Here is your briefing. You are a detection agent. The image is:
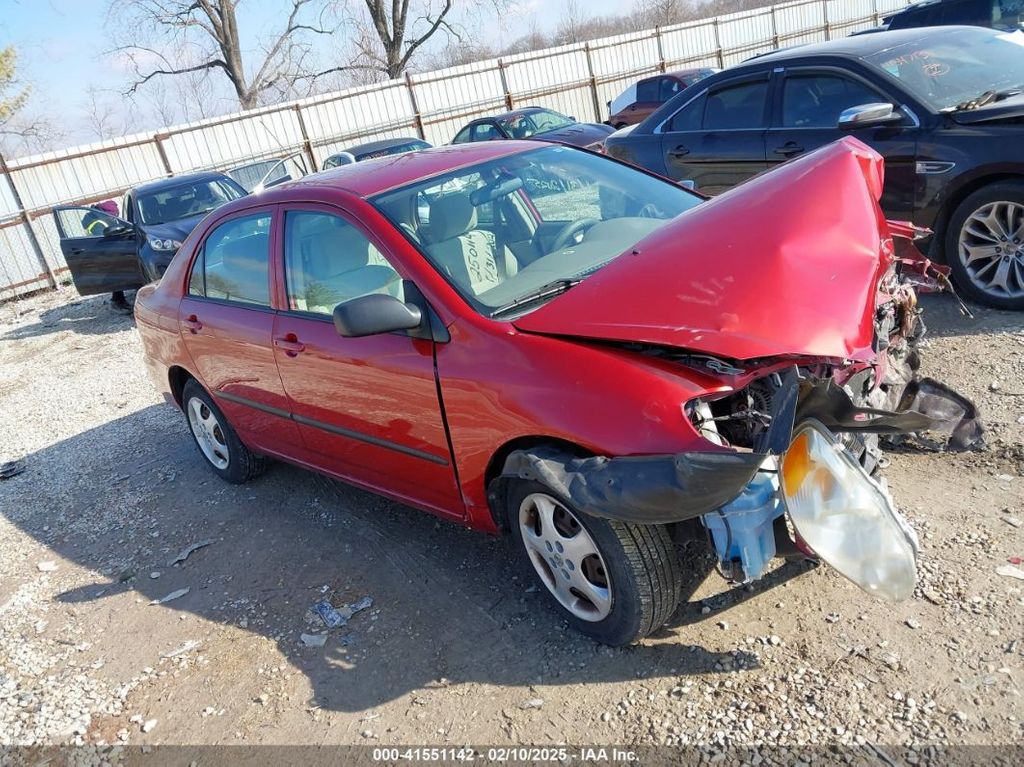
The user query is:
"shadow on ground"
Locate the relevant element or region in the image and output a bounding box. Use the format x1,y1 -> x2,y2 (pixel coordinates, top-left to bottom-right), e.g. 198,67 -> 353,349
0,293 -> 134,341
2,405 -> 779,715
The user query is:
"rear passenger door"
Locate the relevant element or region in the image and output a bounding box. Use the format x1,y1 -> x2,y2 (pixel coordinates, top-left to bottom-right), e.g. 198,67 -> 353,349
659,73 -> 770,194
271,205 -> 463,517
178,207 -> 304,452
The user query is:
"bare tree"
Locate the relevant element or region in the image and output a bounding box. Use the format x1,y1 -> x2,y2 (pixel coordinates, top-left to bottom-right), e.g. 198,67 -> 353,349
340,1 -> 506,80
110,0 -> 340,110
83,88 -> 127,141
0,45 -> 63,156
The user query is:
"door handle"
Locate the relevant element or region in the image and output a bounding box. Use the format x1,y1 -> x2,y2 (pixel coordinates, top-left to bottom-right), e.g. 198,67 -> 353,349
667,144 -> 690,157
182,315 -> 203,333
273,335 -> 306,356
773,143 -> 804,157
68,247 -> 84,255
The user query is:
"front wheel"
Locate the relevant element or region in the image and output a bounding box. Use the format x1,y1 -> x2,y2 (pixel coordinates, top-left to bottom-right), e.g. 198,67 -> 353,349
506,480 -> 682,646
945,181 -> 1024,310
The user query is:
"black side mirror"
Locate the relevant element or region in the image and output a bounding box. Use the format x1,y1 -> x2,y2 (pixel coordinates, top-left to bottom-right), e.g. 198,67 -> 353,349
333,293 -> 423,338
103,224 -> 134,238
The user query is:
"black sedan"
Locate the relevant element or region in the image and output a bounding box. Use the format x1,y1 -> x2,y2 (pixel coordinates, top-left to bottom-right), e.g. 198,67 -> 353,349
452,107 -> 613,151
53,171 -> 246,296
605,26 -> 1024,309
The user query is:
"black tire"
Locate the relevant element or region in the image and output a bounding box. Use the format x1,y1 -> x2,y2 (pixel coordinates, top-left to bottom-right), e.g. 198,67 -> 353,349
181,379 -> 266,484
944,181 -> 1024,310
505,479 -> 682,646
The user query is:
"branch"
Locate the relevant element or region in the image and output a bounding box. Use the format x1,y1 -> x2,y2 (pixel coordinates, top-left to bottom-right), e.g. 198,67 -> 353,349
400,0 -> 454,71
125,57 -> 231,95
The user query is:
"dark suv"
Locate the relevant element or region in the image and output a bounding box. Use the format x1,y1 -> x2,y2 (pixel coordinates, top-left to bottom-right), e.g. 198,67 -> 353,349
871,0 -> 1023,32
605,26 -> 1024,309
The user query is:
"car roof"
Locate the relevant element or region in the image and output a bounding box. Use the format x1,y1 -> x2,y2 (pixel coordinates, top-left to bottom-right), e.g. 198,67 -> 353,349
472,106 -> 549,123
339,137 -> 428,156
132,170 -> 233,195
748,24 -> 989,65
274,141 -> 540,199
664,67 -> 715,78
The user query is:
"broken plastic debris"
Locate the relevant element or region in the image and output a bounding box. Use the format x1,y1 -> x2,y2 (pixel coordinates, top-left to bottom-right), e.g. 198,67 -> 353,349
0,460 -> 25,479
301,633 -> 328,647
36,560 -> 58,572
996,564 -> 1024,581
161,640 -> 200,659
311,596 -> 374,628
149,587 -> 190,605
520,698 -> 544,710
168,539 -> 214,566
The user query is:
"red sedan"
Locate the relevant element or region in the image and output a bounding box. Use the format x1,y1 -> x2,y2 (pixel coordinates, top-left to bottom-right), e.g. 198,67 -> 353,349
136,138 -> 980,645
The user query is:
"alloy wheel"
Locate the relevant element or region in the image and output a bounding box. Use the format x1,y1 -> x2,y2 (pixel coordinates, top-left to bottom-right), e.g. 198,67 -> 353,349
958,200 -> 1024,300
518,492 -> 612,622
187,396 -> 230,470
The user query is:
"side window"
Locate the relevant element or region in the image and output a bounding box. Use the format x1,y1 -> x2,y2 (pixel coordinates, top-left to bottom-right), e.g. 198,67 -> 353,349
636,78 -> 659,102
943,0 -> 988,23
284,210 -> 404,315
191,213 -> 271,306
659,77 -> 682,102
782,74 -> 882,128
704,80 -> 768,130
666,93 -> 706,132
452,126 -> 472,144
55,207 -> 122,238
995,0 -> 1024,27
471,123 -> 501,141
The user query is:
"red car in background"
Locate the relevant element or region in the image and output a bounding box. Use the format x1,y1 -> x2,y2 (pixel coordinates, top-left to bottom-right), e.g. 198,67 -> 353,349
135,138 -> 980,645
607,68 -> 719,128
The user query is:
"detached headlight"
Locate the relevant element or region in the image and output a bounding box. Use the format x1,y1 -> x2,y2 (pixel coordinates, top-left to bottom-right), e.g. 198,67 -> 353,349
148,238 -> 182,251
780,420 -> 918,601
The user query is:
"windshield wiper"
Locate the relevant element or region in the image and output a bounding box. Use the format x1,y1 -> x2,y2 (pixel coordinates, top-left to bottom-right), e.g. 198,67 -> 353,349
952,86 -> 1024,112
489,278 -> 580,318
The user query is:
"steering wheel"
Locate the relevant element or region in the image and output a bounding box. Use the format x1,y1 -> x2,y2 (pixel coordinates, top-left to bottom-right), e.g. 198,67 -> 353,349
550,218 -> 599,251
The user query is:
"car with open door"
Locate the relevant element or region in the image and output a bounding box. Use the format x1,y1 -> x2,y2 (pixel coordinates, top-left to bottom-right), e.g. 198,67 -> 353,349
134,138 -> 980,646
605,26 -> 1024,309
54,171 -> 247,297
227,153 -> 308,193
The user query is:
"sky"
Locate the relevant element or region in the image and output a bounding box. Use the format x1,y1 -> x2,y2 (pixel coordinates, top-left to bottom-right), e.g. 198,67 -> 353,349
0,0 -> 631,148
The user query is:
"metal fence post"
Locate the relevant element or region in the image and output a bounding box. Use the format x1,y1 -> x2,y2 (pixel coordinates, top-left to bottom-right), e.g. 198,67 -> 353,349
655,27 -> 666,73
404,72 -> 427,140
712,19 -> 724,68
770,7 -> 779,48
0,153 -> 59,289
293,106 -> 318,171
823,0 -> 832,40
153,134 -> 174,176
497,59 -> 514,110
871,0 -> 880,24
583,43 -> 602,123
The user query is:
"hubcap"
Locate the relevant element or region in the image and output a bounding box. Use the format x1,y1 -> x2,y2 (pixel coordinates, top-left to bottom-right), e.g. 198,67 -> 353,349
187,397 -> 230,470
959,200 -> 1024,299
518,493 -> 612,622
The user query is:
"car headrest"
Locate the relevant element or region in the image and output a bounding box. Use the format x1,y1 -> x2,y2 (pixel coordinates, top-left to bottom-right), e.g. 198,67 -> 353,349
428,193 -> 477,243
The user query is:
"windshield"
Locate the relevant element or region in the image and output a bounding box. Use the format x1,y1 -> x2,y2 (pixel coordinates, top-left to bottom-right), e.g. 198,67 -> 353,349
863,28 -> 1024,111
371,145 -> 702,316
497,109 -> 575,138
137,179 -> 245,225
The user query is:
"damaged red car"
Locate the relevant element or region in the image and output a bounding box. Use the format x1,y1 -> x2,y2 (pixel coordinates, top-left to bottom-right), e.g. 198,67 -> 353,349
135,137 -> 981,646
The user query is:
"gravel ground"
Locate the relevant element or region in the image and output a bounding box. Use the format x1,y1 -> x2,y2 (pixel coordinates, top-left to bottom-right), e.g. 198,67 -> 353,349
0,287 -> 1022,754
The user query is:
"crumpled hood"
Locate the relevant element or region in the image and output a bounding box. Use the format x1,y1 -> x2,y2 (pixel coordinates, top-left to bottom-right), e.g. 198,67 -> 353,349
533,122 -> 615,147
514,137 -> 892,362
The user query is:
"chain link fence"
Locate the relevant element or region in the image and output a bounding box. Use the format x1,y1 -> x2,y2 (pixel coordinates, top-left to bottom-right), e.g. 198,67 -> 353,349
0,0 -> 909,300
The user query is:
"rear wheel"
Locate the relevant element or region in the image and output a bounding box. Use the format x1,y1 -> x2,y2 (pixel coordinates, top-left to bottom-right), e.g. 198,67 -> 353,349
182,379 -> 266,484
506,480 -> 682,646
945,181 -> 1024,310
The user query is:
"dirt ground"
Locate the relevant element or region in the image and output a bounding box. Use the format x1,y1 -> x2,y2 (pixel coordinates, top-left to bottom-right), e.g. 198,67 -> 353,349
0,287 -> 1022,753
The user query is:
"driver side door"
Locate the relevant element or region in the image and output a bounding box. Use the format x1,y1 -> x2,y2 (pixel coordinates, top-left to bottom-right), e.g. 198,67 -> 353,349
52,206 -> 145,295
